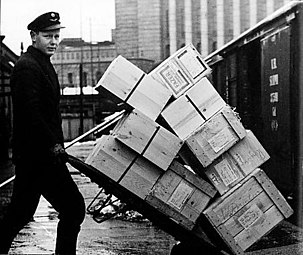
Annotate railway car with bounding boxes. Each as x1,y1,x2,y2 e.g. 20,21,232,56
204,1,303,227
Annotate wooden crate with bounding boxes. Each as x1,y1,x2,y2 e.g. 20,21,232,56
204,154,244,195
161,77,226,140
202,168,293,254
204,130,270,195
227,130,270,175
95,55,172,120
85,135,137,182
113,109,183,170
161,95,206,140
150,43,211,98
180,106,246,168
146,160,217,231
85,135,163,199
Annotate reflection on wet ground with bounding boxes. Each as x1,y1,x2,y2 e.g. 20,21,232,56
9,169,176,255
79,219,175,255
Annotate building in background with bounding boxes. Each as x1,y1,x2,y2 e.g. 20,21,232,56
52,38,155,91
115,0,169,63
115,0,293,62
52,38,117,93
0,36,18,161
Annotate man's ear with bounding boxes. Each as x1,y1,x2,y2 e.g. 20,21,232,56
30,31,38,43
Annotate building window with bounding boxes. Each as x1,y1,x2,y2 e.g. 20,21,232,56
83,72,87,86
165,44,170,59
96,71,102,82
196,42,201,53
68,73,73,85
212,41,217,51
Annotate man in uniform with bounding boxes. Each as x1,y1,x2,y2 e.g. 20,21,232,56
0,12,85,254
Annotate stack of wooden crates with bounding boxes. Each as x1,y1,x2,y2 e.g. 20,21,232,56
86,44,293,254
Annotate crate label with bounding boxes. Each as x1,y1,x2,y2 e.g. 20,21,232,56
208,127,235,153
214,159,238,186
168,181,193,210
159,62,190,95
209,172,221,186
233,149,267,167
177,50,207,79
237,204,263,229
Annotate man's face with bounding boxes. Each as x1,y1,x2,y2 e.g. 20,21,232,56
31,29,60,56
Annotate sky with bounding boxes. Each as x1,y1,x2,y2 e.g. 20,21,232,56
0,0,116,55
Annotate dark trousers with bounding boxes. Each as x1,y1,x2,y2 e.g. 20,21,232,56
0,159,85,254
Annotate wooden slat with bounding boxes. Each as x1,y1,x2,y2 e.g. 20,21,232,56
221,107,247,139
119,156,163,199
113,109,183,170
169,160,217,197
234,206,284,250
161,95,205,140
151,169,183,202
95,55,144,101
228,130,270,175
215,224,244,255
145,194,196,231
224,191,273,237
181,188,211,220
203,177,263,226
150,43,211,98
186,77,226,120
127,75,172,120
85,135,137,182
113,109,158,154
143,125,183,170
254,169,294,218
205,154,244,195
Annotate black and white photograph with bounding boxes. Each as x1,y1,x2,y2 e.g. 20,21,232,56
0,0,303,254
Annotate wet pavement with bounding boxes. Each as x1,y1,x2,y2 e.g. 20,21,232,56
9,172,176,254
3,141,303,254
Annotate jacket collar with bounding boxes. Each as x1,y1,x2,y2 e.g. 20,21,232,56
27,46,51,62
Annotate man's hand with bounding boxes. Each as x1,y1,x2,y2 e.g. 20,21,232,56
50,143,68,165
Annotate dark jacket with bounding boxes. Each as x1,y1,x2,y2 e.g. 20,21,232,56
11,46,64,163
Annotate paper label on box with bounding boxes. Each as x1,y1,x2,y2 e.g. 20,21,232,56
214,159,238,186
208,172,222,186
159,62,190,95
168,181,193,210
177,50,207,79
238,204,264,229
208,127,235,153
